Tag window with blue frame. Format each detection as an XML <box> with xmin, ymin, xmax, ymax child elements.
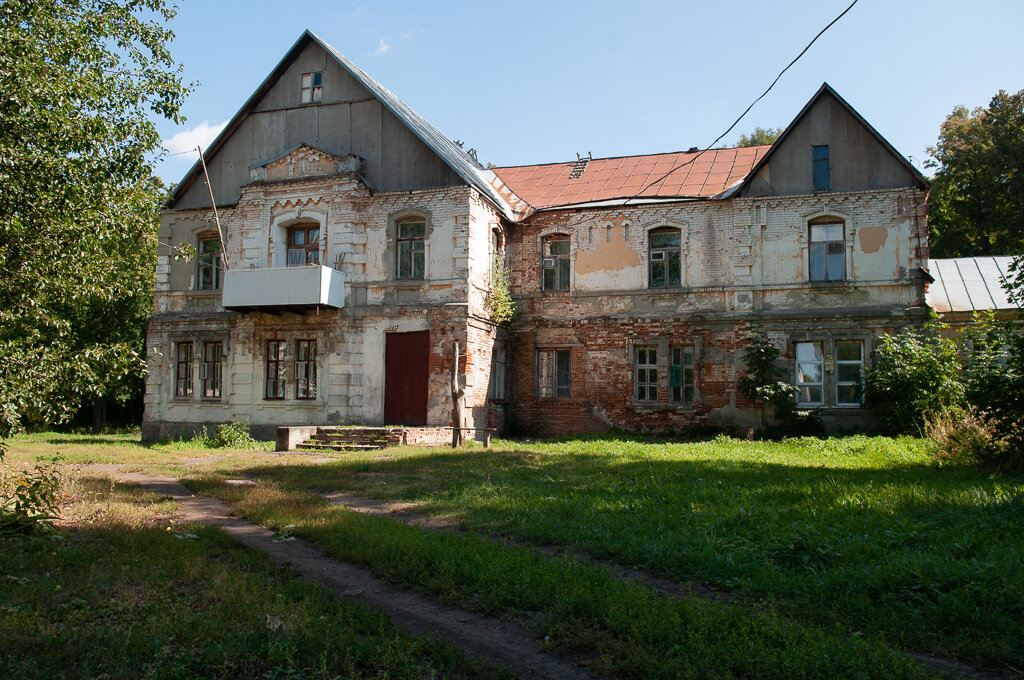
<box><xmin>812</xmin><ymin>145</ymin><xmax>830</xmax><ymax>191</ymax></box>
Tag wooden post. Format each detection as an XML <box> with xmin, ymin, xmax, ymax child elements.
<box><xmin>450</xmin><ymin>340</ymin><xmax>465</xmax><ymax>448</ymax></box>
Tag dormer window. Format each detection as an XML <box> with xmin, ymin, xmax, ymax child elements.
<box><xmin>812</xmin><ymin>145</ymin><xmax>830</xmax><ymax>191</ymax></box>
<box><xmin>301</xmin><ymin>72</ymin><xmax>322</xmax><ymax>103</ymax></box>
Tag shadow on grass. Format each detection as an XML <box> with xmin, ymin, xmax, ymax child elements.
<box><xmin>227</xmin><ymin>444</ymin><xmax>1024</xmax><ymax>670</ymax></box>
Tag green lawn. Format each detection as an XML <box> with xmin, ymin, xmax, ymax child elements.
<box><xmin>0</xmin><ymin>454</ymin><xmax>506</xmax><ymax>680</ymax></box>
<box><xmin>4</xmin><ymin>432</ymin><xmax>1021</xmax><ymax>678</ymax></box>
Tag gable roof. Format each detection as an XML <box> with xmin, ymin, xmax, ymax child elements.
<box><xmin>737</xmin><ymin>82</ymin><xmax>930</xmax><ymax>194</ymax></box>
<box><xmin>167</xmin><ymin>30</ymin><xmax>526</xmax><ymax>220</ymax></box>
<box><xmin>492</xmin><ymin>146</ymin><xmax>770</xmax><ymax>211</ymax></box>
<box><xmin>926</xmin><ymin>256</ymin><xmax>1020</xmax><ymax>313</ymax></box>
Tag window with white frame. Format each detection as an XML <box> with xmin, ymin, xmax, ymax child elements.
<box><xmin>634</xmin><ymin>346</ymin><xmax>658</xmax><ymax>402</ymax></box>
<box><xmin>835</xmin><ymin>340</ymin><xmax>864</xmax><ymax>406</ymax></box>
<box><xmin>795</xmin><ymin>341</ymin><xmax>824</xmax><ymax>405</ymax></box>
<box><xmin>537</xmin><ymin>349</ymin><xmax>570</xmax><ymax>398</ymax></box>
<box><xmin>541</xmin><ymin>235</ymin><xmax>570</xmax><ymax>291</ymax></box>
<box><xmin>300</xmin><ymin>72</ymin><xmax>322</xmax><ymax>103</ymax></box>
<box><xmin>670</xmin><ymin>346</ymin><xmax>694</xmax><ymax>404</ymax></box>
<box><xmin>809</xmin><ymin>218</ymin><xmax>845</xmax><ymax>282</ymax></box>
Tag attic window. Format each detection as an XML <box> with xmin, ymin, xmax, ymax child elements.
<box><xmin>812</xmin><ymin>145</ymin><xmax>830</xmax><ymax>191</ymax></box>
<box><xmin>301</xmin><ymin>72</ymin><xmax>322</xmax><ymax>103</ymax></box>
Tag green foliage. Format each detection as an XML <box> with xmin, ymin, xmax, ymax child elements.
<box><xmin>864</xmin><ymin>318</ymin><xmax>965</xmax><ymax>433</ymax></box>
<box><xmin>0</xmin><ymin>0</ymin><xmax>189</xmax><ymax>444</ymax></box>
<box><xmin>484</xmin><ymin>254</ymin><xmax>516</xmax><ymax>324</ymax></box>
<box><xmin>926</xmin><ymin>89</ymin><xmax>1024</xmax><ymax>257</ymax></box>
<box><xmin>0</xmin><ymin>457</ymin><xmax>63</xmax><ymax>535</ymax></box>
<box><xmin>734</xmin><ymin>126</ymin><xmax>783</xmax><ymax>147</ymax></box>
<box><xmin>213</xmin><ymin>421</ymin><xmax>259</xmax><ymax>449</ymax></box>
<box><xmin>738</xmin><ymin>331</ymin><xmax>798</xmax><ymax>426</ymax></box>
<box><xmin>962</xmin><ymin>312</ymin><xmax>1024</xmax><ymax>424</ymax></box>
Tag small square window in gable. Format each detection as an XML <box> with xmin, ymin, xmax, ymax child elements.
<box><xmin>301</xmin><ymin>72</ymin><xmax>323</xmax><ymax>103</ymax></box>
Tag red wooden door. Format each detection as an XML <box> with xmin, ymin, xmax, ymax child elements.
<box><xmin>384</xmin><ymin>331</ymin><xmax>430</xmax><ymax>425</ymax></box>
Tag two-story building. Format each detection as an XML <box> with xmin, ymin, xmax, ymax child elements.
<box><xmin>142</xmin><ymin>30</ymin><xmax>931</xmax><ymax>441</ymax></box>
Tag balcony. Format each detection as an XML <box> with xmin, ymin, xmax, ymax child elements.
<box><xmin>221</xmin><ymin>265</ymin><xmax>345</xmax><ymax>311</ymax></box>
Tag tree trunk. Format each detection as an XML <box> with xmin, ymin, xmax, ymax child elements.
<box><xmin>91</xmin><ymin>396</ymin><xmax>107</xmax><ymax>435</ymax></box>
<box><xmin>450</xmin><ymin>340</ymin><xmax>465</xmax><ymax>448</ymax></box>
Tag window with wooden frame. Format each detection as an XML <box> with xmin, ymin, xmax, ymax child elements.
<box><xmin>634</xmin><ymin>345</ymin><xmax>658</xmax><ymax>402</ymax></box>
<box><xmin>541</xmin><ymin>235</ymin><xmax>570</xmax><ymax>291</ymax></box>
<box><xmin>197</xmin><ymin>236</ymin><xmax>222</xmax><ymax>290</ymax></box>
<box><xmin>648</xmin><ymin>228</ymin><xmax>681</xmax><ymax>288</ymax></box>
<box><xmin>300</xmin><ymin>72</ymin><xmax>322</xmax><ymax>103</ymax></box>
<box><xmin>286</xmin><ymin>225</ymin><xmax>320</xmax><ymax>266</ymax></box>
<box><xmin>835</xmin><ymin>340</ymin><xmax>864</xmax><ymax>406</ymax></box>
<box><xmin>670</xmin><ymin>346</ymin><xmax>695</xmax><ymax>404</ymax></box>
<box><xmin>536</xmin><ymin>349</ymin><xmax>570</xmax><ymax>398</ymax></box>
<box><xmin>490</xmin><ymin>344</ymin><xmax>507</xmax><ymax>400</ymax></box>
<box><xmin>174</xmin><ymin>342</ymin><xmax>193</xmax><ymax>398</ymax></box>
<box><xmin>200</xmin><ymin>341</ymin><xmax>223</xmax><ymax>399</ymax></box>
<box><xmin>295</xmin><ymin>340</ymin><xmax>317</xmax><ymax>400</ymax></box>
<box><xmin>396</xmin><ymin>219</ymin><xmax>426</xmax><ymax>279</ymax></box>
<box><xmin>795</xmin><ymin>341</ymin><xmax>824</xmax><ymax>406</ymax></box>
<box><xmin>265</xmin><ymin>340</ymin><xmax>286</xmax><ymax>400</ymax></box>
<box><xmin>809</xmin><ymin>217</ymin><xmax>845</xmax><ymax>282</ymax></box>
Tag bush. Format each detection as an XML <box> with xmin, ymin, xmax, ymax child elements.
<box><xmin>0</xmin><ymin>457</ymin><xmax>63</xmax><ymax>536</ymax></box>
<box><xmin>213</xmin><ymin>421</ymin><xmax>258</xmax><ymax>449</ymax></box>
<box><xmin>864</xmin><ymin>318</ymin><xmax>965</xmax><ymax>433</ymax></box>
<box><xmin>925</xmin><ymin>407</ymin><xmax>1022</xmax><ymax>472</ymax></box>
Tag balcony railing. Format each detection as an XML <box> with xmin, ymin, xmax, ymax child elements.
<box><xmin>221</xmin><ymin>265</ymin><xmax>345</xmax><ymax>311</ymax></box>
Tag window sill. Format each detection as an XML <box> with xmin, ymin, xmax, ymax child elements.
<box><xmin>806</xmin><ymin>281</ymin><xmax>852</xmax><ymax>289</ymax></box>
<box><xmin>632</xmin><ymin>402</ymin><xmax>699</xmax><ymax>413</ymax></box>
<box><xmin>188</xmin><ymin>290</ymin><xmax>222</xmax><ymax>297</ymax></box>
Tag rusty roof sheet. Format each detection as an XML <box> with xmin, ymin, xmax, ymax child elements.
<box><xmin>926</xmin><ymin>256</ymin><xmax>1020</xmax><ymax>313</ymax></box>
<box><xmin>491</xmin><ymin>146</ymin><xmax>770</xmax><ymax>210</ymax></box>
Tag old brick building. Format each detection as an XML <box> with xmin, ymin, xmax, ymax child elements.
<box><xmin>143</xmin><ymin>30</ymin><xmax>931</xmax><ymax>440</ymax></box>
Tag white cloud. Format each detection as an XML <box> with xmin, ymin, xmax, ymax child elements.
<box><xmin>371</xmin><ymin>38</ymin><xmax>389</xmax><ymax>56</ymax></box>
<box><xmin>162</xmin><ymin>119</ymin><xmax>228</xmax><ymax>159</ymax></box>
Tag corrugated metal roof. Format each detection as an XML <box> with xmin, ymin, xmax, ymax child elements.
<box><xmin>491</xmin><ymin>146</ymin><xmax>769</xmax><ymax>211</ymax></box>
<box><xmin>926</xmin><ymin>256</ymin><xmax>1020</xmax><ymax>313</ymax></box>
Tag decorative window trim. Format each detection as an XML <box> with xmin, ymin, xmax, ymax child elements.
<box><xmin>808</xmin><ymin>216</ymin><xmax>847</xmax><ymax>283</ymax></box>
<box><xmin>270</xmin><ymin>209</ymin><xmax>327</xmax><ymax>268</ymax></box>
<box><xmin>648</xmin><ymin>227</ymin><xmax>683</xmax><ymax>289</ymax></box>
<box><xmin>639</xmin><ymin>220</ymin><xmax>688</xmax><ymax>288</ymax></box>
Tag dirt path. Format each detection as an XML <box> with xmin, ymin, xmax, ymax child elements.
<box><xmin>92</xmin><ymin>467</ymin><xmax>593</xmax><ymax>680</ymax></box>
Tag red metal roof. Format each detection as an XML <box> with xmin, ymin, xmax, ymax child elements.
<box><xmin>492</xmin><ymin>146</ymin><xmax>770</xmax><ymax>210</ymax></box>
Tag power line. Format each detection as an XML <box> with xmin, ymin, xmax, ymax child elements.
<box><xmin>617</xmin><ymin>0</ymin><xmax>860</xmax><ymax>208</ymax></box>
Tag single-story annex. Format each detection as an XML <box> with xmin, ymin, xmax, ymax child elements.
<box><xmin>143</xmin><ymin>30</ymin><xmax>942</xmax><ymax>441</ymax></box>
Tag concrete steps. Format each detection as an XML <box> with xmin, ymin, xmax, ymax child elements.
<box><xmin>296</xmin><ymin>426</ymin><xmax>406</xmax><ymax>452</ymax></box>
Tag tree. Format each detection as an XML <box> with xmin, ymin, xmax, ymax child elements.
<box><xmin>737</xmin><ymin>331</ymin><xmax>795</xmax><ymax>427</ymax></box>
<box><xmin>733</xmin><ymin>127</ymin><xmax>783</xmax><ymax>148</ymax></box>
<box><xmin>926</xmin><ymin>89</ymin><xmax>1024</xmax><ymax>258</ymax></box>
<box><xmin>0</xmin><ymin>0</ymin><xmax>189</xmax><ymax>451</ymax></box>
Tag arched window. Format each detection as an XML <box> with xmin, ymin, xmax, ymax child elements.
<box><xmin>541</xmin><ymin>234</ymin><xmax>570</xmax><ymax>291</ymax></box>
<box><xmin>648</xmin><ymin>228</ymin><xmax>681</xmax><ymax>288</ymax></box>
<box><xmin>808</xmin><ymin>216</ymin><xmax>845</xmax><ymax>282</ymax></box>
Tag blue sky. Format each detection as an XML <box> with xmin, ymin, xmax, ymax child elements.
<box><xmin>155</xmin><ymin>0</ymin><xmax>1024</xmax><ymax>185</ymax></box>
